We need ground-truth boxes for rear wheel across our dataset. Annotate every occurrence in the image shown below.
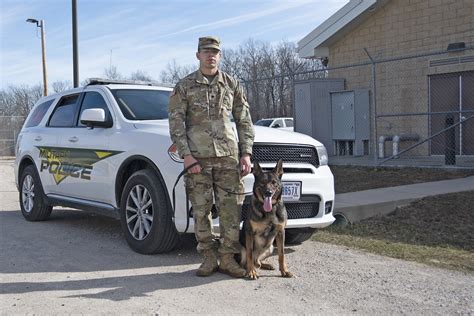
[285,228,316,245]
[19,165,52,221]
[120,169,178,254]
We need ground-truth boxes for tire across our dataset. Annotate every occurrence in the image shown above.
[285,228,316,245]
[120,169,179,254]
[19,165,52,221]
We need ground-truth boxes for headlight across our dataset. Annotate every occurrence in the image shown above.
[168,143,183,163]
[316,145,328,166]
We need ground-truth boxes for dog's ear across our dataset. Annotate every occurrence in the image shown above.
[253,161,263,178]
[273,159,283,179]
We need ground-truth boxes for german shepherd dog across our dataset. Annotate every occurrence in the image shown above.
[239,159,293,280]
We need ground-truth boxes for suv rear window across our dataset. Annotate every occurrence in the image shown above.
[111,89,170,120]
[25,99,54,128]
[49,94,80,127]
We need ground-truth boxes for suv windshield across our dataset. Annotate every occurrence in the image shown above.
[255,119,272,127]
[111,89,171,120]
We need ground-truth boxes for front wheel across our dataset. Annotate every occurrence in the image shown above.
[19,165,52,221]
[120,169,178,254]
[285,228,316,245]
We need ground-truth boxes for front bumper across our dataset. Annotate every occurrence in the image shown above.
[241,194,335,229]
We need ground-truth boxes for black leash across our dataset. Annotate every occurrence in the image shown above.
[171,161,253,226]
[214,183,253,196]
[172,161,200,221]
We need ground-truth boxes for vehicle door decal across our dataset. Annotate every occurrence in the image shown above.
[36,146,123,184]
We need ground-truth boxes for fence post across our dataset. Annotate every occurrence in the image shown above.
[445,114,456,165]
[13,129,17,155]
[364,48,377,161]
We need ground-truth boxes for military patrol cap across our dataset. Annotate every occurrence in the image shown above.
[198,36,221,51]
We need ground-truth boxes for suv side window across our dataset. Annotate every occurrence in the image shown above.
[25,99,54,128]
[273,119,283,128]
[77,92,111,127]
[48,94,80,127]
[285,119,293,127]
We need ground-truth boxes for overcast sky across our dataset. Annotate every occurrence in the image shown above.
[0,0,347,89]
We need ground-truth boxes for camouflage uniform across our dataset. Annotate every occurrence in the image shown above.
[168,41,254,256]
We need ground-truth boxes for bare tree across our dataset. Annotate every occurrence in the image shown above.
[0,85,42,117]
[221,49,244,79]
[159,60,196,84]
[103,65,122,79]
[130,70,153,81]
[158,39,324,120]
[52,80,73,93]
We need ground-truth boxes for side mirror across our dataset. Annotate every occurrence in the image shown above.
[272,123,281,128]
[80,108,112,128]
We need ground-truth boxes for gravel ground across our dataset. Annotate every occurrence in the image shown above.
[1,161,473,314]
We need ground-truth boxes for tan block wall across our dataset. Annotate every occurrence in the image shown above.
[330,0,474,65]
[327,0,474,155]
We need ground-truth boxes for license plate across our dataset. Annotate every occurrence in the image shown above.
[282,182,301,201]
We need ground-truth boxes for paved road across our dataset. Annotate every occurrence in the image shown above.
[1,161,472,314]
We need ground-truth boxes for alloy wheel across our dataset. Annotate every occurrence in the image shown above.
[125,184,154,240]
[21,174,35,213]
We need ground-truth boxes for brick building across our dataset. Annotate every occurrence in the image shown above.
[297,0,474,159]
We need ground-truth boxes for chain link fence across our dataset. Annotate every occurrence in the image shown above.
[2,47,473,169]
[373,50,474,168]
[0,116,25,157]
[242,47,474,168]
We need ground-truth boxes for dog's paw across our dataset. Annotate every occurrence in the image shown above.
[260,262,275,270]
[246,269,259,280]
[281,270,294,278]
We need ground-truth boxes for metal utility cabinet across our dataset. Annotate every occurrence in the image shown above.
[294,78,345,154]
[330,89,370,156]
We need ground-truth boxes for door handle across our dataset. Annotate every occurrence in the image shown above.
[68,136,79,143]
[34,136,42,141]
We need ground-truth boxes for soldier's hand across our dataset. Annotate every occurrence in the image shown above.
[240,154,252,177]
[184,155,201,174]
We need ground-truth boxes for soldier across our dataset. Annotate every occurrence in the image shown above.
[168,36,255,277]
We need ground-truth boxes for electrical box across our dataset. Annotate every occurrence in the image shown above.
[294,78,345,154]
[330,89,370,156]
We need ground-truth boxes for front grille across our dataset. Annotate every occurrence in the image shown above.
[241,202,319,222]
[251,144,319,167]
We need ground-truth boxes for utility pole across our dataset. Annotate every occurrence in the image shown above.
[26,18,48,96]
[72,0,79,87]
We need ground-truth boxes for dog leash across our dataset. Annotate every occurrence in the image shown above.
[214,183,253,196]
[171,161,200,221]
[172,161,253,219]
[171,161,255,234]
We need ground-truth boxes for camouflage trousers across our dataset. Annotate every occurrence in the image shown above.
[185,156,244,255]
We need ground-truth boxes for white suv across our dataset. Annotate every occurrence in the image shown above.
[14,79,335,254]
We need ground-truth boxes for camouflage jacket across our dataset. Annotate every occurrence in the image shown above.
[168,70,254,159]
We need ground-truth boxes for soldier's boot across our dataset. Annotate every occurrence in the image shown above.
[196,249,218,277]
[219,254,246,278]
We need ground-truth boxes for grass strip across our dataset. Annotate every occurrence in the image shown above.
[313,191,474,273]
[314,231,474,273]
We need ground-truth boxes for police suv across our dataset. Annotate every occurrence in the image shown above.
[14,79,335,254]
